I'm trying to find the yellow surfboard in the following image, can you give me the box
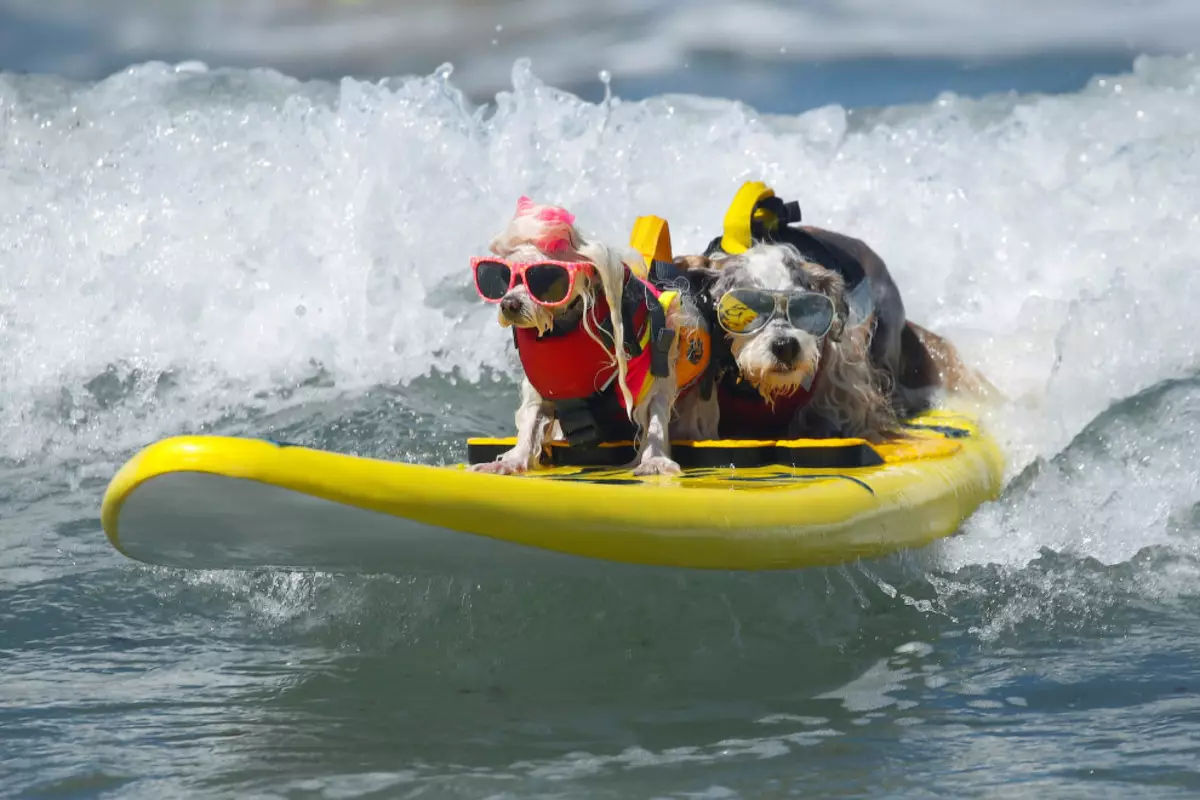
[99,408,1004,574]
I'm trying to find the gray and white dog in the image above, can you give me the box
[683,242,898,442]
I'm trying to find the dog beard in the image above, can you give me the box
[733,330,822,408]
[498,291,556,336]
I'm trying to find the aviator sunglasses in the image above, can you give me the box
[471,257,592,307]
[716,288,835,338]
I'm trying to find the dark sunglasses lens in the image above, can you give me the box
[525,263,573,304]
[788,293,834,336]
[474,261,511,300]
[718,289,775,334]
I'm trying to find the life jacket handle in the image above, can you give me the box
[710,181,802,256]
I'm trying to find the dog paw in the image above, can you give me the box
[632,456,683,477]
[469,459,529,475]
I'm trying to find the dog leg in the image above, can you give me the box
[694,392,721,440]
[470,379,553,475]
[671,389,720,442]
[631,383,683,477]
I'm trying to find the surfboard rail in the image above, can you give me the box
[100,409,1004,573]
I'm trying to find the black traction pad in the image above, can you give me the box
[466,438,887,469]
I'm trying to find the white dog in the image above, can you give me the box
[468,197,713,476]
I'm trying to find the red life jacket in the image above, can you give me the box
[512,290,653,409]
[715,347,826,439]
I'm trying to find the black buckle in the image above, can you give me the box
[650,329,673,378]
[555,398,602,447]
[756,196,802,226]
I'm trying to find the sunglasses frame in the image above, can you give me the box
[716,288,835,338]
[470,256,592,308]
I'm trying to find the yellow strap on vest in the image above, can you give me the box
[720,181,780,254]
[632,289,680,405]
[634,289,676,352]
[628,215,673,279]
[624,216,713,402]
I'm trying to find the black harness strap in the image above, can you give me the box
[555,397,603,446]
[555,391,634,447]
[642,280,674,379]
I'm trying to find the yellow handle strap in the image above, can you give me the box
[720,181,780,254]
[628,215,673,279]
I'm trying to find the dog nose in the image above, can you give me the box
[771,337,800,364]
[500,296,522,313]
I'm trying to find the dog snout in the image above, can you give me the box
[770,337,800,364]
[500,295,523,314]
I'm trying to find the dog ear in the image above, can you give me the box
[828,314,845,342]
[827,286,853,341]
